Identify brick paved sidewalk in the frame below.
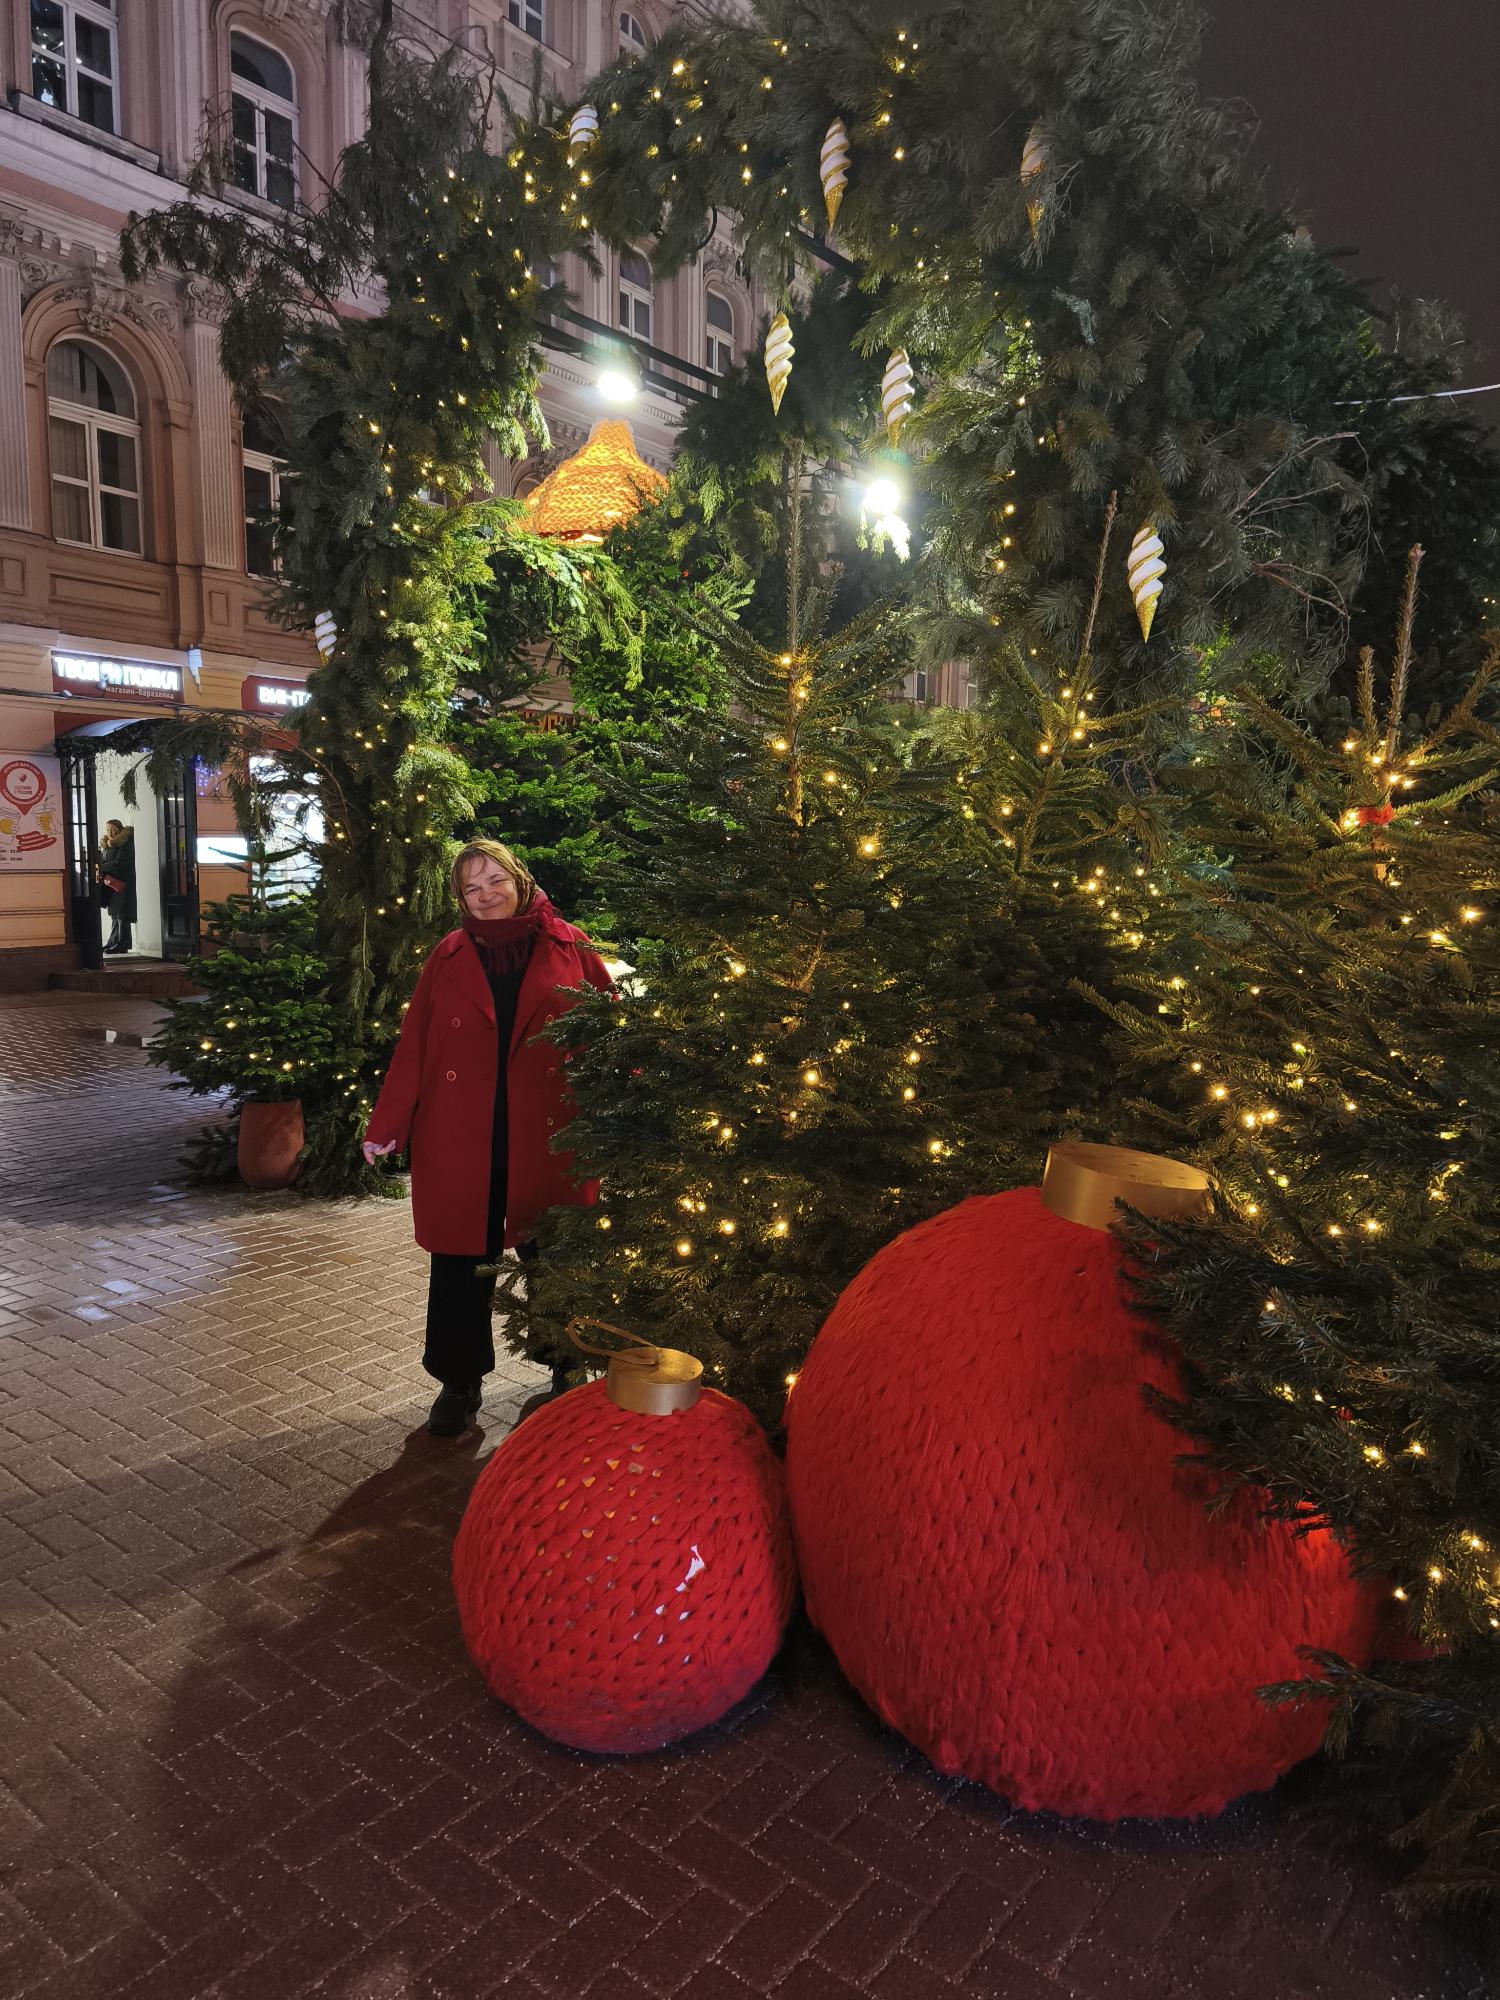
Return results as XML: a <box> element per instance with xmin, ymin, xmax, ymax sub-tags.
<box><xmin>0</xmin><ymin>992</ymin><xmax>1491</xmax><ymax>2000</ymax></box>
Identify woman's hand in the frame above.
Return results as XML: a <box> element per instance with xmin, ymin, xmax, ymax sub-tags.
<box><xmin>362</xmin><ymin>1139</ymin><xmax>399</xmax><ymax>1165</ymax></box>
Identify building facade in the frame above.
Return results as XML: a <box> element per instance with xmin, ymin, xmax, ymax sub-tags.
<box><xmin>0</xmin><ymin>0</ymin><xmax>763</xmax><ymax>985</ymax></box>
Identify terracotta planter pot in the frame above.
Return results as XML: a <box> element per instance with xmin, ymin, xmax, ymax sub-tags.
<box><xmin>238</xmin><ymin>1098</ymin><xmax>305</xmax><ymax>1190</ymax></box>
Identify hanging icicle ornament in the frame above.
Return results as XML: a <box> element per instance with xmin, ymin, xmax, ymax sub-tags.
<box><xmin>820</xmin><ymin>118</ymin><xmax>851</xmax><ymax>232</ymax></box>
<box><xmin>764</xmin><ymin>312</ymin><xmax>795</xmax><ymax>416</ymax></box>
<box><xmin>313</xmin><ymin>611</ymin><xmax>338</xmax><ymax>660</ymax></box>
<box><xmin>1128</xmin><ymin>520</ymin><xmax>1166</xmax><ymax>641</ymax></box>
<box><xmin>1021</xmin><ymin>123</ymin><xmax>1050</xmax><ymax>239</ymax></box>
<box><xmin>567</xmin><ymin>104</ymin><xmax>599</xmax><ymax>155</ymax></box>
<box><xmin>881</xmin><ymin>349</ymin><xmax>915</xmax><ymax>443</ymax></box>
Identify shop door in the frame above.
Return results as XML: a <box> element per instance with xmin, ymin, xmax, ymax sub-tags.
<box><xmin>59</xmin><ymin>742</ymin><xmax>102</xmax><ymax>971</ymax></box>
<box><xmin>157</xmin><ymin>758</ymin><xmax>199</xmax><ymax>960</ymax></box>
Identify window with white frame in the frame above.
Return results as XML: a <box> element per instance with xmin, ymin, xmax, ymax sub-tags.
<box><xmin>30</xmin><ymin>0</ymin><xmax>116</xmax><ymax>133</ymax></box>
<box><xmin>241</xmin><ymin>405</ymin><xmax>288</xmax><ymax>576</ymax></box>
<box><xmin>911</xmin><ymin>669</ymin><xmax>930</xmax><ymax>703</ymax></box>
<box><xmin>508</xmin><ymin>0</ymin><xmax>545</xmax><ymax>42</ymax></box>
<box><xmin>47</xmin><ymin>340</ymin><xmax>142</xmax><ymax>554</ymax></box>
<box><xmin>618</xmin><ymin>249</ymin><xmax>653</xmax><ymax>342</ymax></box>
<box><xmin>618</xmin><ymin>9</ymin><xmax>647</xmax><ymax>53</ymax></box>
<box><xmin>962</xmin><ymin>665</ymin><xmax>981</xmax><ymax>710</ymax></box>
<box><xmin>230</xmin><ymin>32</ymin><xmax>297</xmax><ymax>208</ymax></box>
<box><xmin>705</xmin><ymin>290</ymin><xmax>735</xmax><ymax>376</ymax></box>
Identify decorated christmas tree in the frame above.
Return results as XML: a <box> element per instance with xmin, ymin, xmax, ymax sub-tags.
<box><xmin>507</xmin><ymin>488</ymin><xmax>1175</xmax><ymax>1417</ymax></box>
<box><xmin>1096</xmin><ymin>553</ymin><xmax>1500</xmax><ymax>1901</ymax></box>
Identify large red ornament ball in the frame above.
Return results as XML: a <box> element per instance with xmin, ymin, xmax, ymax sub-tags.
<box><xmin>453</xmin><ymin>1378</ymin><xmax>796</xmax><ymax>1754</ymax></box>
<box><xmin>784</xmin><ymin>1189</ymin><xmax>1378</xmax><ymax>1819</ymax></box>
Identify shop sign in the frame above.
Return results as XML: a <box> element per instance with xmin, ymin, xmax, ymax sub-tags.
<box><xmin>242</xmin><ymin>675</ymin><xmax>311</xmax><ymax>714</ymax></box>
<box><xmin>52</xmin><ymin>651</ymin><xmax>183</xmax><ymax>701</ymax></box>
<box><xmin>0</xmin><ymin>754</ymin><xmax>64</xmax><ymax>871</ymax></box>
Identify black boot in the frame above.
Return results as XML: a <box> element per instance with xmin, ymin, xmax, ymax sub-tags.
<box><xmin>427</xmin><ymin>1380</ymin><xmax>482</xmax><ymax>1437</ymax></box>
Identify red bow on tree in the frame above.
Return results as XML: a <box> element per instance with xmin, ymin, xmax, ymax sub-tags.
<box><xmin>1356</xmin><ymin>804</ymin><xmax>1395</xmax><ymax>827</ymax></box>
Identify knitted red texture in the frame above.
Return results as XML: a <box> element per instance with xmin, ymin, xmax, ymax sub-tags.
<box><xmin>452</xmin><ymin>1379</ymin><xmax>796</xmax><ymax>1754</ymax></box>
<box><xmin>784</xmin><ymin>1189</ymin><xmax>1379</xmax><ymax>1820</ymax></box>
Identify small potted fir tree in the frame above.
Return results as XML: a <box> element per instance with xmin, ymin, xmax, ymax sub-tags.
<box><xmin>150</xmin><ymin>887</ymin><xmax>340</xmax><ymax>1189</ymax></box>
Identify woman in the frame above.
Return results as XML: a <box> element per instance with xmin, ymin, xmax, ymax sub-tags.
<box><xmin>98</xmin><ymin>820</ymin><xmax>136</xmax><ymax>955</ymax></box>
<box><xmin>362</xmin><ymin>840</ymin><xmax>611</xmax><ymax>1435</ymax></box>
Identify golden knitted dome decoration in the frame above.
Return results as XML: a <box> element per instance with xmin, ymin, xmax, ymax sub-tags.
<box><xmin>521</xmin><ymin>420</ymin><xmax>668</xmax><ymax>543</ymax></box>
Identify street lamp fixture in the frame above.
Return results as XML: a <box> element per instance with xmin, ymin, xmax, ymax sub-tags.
<box><xmin>597</xmin><ymin>366</ymin><xmax>639</xmax><ymax>404</ymax></box>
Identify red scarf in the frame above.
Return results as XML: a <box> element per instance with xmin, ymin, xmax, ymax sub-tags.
<box><xmin>461</xmin><ymin>891</ymin><xmax>554</xmax><ymax>976</ymax></box>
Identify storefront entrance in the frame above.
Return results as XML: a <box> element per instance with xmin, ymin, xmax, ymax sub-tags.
<box><xmin>57</xmin><ymin>728</ymin><xmax>198</xmax><ymax>969</ymax></box>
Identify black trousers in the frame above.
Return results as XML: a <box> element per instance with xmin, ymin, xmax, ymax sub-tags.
<box><xmin>423</xmin><ymin>1254</ymin><xmax>497</xmax><ymax>1387</ymax></box>
<box><xmin>423</xmin><ymin>1238</ymin><xmax>539</xmax><ymax>1388</ymax></box>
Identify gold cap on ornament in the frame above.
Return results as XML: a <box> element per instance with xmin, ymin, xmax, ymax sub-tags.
<box><xmin>1040</xmin><ymin>1142</ymin><xmax>1211</xmax><ymax>1232</ymax></box>
<box><xmin>567</xmin><ymin>1317</ymin><xmax>703</xmax><ymax>1415</ymax></box>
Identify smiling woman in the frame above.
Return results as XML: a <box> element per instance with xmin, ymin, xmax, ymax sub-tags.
<box><xmin>361</xmin><ymin>838</ymin><xmax>613</xmax><ymax>1435</ymax></box>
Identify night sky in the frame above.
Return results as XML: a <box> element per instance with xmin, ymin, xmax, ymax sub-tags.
<box><xmin>1197</xmin><ymin>1</ymin><xmax>1500</xmax><ymax>399</ymax></box>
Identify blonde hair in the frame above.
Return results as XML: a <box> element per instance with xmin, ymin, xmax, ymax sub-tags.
<box><xmin>450</xmin><ymin>838</ymin><xmax>536</xmax><ymax>913</ymax></box>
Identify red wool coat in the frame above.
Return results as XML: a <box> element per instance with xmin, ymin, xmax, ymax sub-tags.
<box><xmin>365</xmin><ymin>916</ymin><xmax>612</xmax><ymax>1256</ymax></box>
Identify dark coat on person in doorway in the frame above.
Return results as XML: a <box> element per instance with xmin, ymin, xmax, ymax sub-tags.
<box><xmin>98</xmin><ymin>830</ymin><xmax>136</xmax><ymax>922</ymax></box>
<box><xmin>364</xmin><ymin>911</ymin><xmax>612</xmax><ymax>1256</ymax></box>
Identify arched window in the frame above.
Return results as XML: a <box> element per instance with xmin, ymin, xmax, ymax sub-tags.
<box><xmin>241</xmin><ymin>403</ymin><xmax>288</xmax><ymax>577</ymax></box>
<box><xmin>618</xmin><ymin>249</ymin><xmax>652</xmax><ymax>342</ymax></box>
<box><xmin>31</xmin><ymin>0</ymin><xmax>117</xmax><ymax>133</ymax></box>
<box><xmin>230</xmin><ymin>31</ymin><xmax>296</xmax><ymax>208</ymax></box>
<box><xmin>47</xmin><ymin>339</ymin><xmax>141</xmax><ymax>554</ymax></box>
<box><xmin>618</xmin><ymin>10</ymin><xmax>647</xmax><ymax>54</ymax></box>
<box><xmin>706</xmin><ymin>289</ymin><xmax>735</xmax><ymax>376</ymax></box>
<box><xmin>508</xmin><ymin>0</ymin><xmax>544</xmax><ymax>42</ymax></box>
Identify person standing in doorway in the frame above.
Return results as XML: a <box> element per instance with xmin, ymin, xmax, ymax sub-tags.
<box><xmin>99</xmin><ymin>819</ymin><xmax>136</xmax><ymax>955</ymax></box>
<box><xmin>361</xmin><ymin>840</ymin><xmax>613</xmax><ymax>1436</ymax></box>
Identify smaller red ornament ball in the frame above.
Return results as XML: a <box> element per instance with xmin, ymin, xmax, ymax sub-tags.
<box><xmin>785</xmin><ymin>1190</ymin><xmax>1380</xmax><ymax>1819</ymax></box>
<box><xmin>453</xmin><ymin>1379</ymin><xmax>796</xmax><ymax>1754</ymax></box>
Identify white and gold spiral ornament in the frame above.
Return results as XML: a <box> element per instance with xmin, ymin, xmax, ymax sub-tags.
<box><xmin>313</xmin><ymin>611</ymin><xmax>338</xmax><ymax>660</ymax></box>
<box><xmin>881</xmin><ymin>349</ymin><xmax>915</xmax><ymax>442</ymax></box>
<box><xmin>820</xmin><ymin>118</ymin><xmax>851</xmax><ymax>232</ymax></box>
<box><xmin>1020</xmin><ymin>123</ymin><xmax>1050</xmax><ymax>240</ymax></box>
<box><xmin>568</xmin><ymin>104</ymin><xmax>599</xmax><ymax>155</ymax></box>
<box><xmin>1127</xmin><ymin>520</ymin><xmax>1166</xmax><ymax>641</ymax></box>
<box><xmin>765</xmin><ymin>312</ymin><xmax>795</xmax><ymax>416</ymax></box>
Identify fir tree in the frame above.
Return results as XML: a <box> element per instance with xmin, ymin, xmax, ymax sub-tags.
<box><xmin>508</xmin><ymin>489</ymin><xmax>1178</xmax><ymax>1418</ymax></box>
<box><xmin>1096</xmin><ymin>553</ymin><xmax>1500</xmax><ymax>1902</ymax></box>
<box><xmin>507</xmin><ymin>482</ymin><xmax>997</xmax><ymax>1418</ymax></box>
<box><xmin>451</xmin><ymin>494</ymin><xmax>744</xmax><ymax>931</ymax></box>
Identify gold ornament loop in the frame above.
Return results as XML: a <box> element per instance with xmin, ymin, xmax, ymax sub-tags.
<box><xmin>1040</xmin><ymin>1142</ymin><xmax>1211</xmax><ymax>1232</ymax></box>
<box><xmin>566</xmin><ymin>1316</ymin><xmax>704</xmax><ymax>1415</ymax></box>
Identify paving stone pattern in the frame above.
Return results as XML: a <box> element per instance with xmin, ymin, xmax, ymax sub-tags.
<box><xmin>0</xmin><ymin>991</ymin><xmax>1492</xmax><ymax>2000</ymax></box>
